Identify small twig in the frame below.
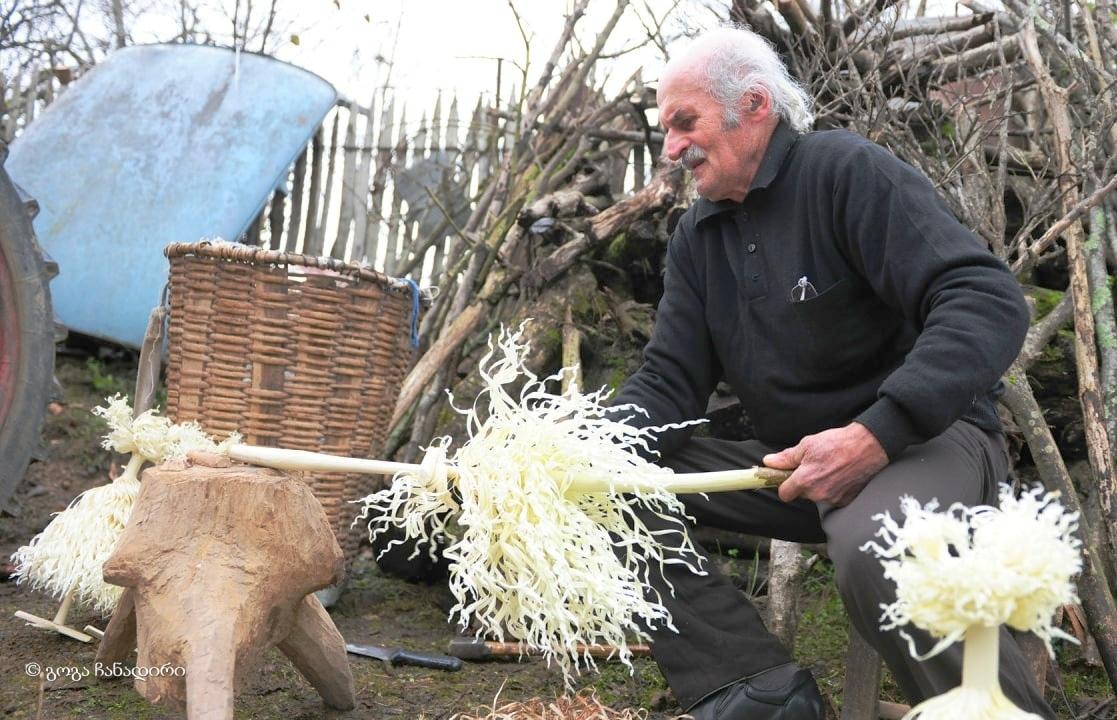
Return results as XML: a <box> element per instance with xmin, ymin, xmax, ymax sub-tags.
<box><xmin>1012</xmin><ymin>171</ymin><xmax>1117</xmax><ymax>274</ymax></box>
<box><xmin>1018</xmin><ymin>291</ymin><xmax>1073</xmax><ymax>370</ymax></box>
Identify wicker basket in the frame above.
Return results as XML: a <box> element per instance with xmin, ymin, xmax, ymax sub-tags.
<box><xmin>163</xmin><ymin>241</ymin><xmax>422</xmax><ymax>568</ymax></box>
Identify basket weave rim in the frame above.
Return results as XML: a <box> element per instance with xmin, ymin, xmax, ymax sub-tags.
<box><xmin>165</xmin><ymin>241</ymin><xmax>431</xmax><ymax>304</ymax></box>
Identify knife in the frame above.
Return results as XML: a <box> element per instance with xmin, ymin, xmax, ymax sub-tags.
<box><xmin>345</xmin><ymin>642</ymin><xmax>463</xmax><ymax>671</ymax></box>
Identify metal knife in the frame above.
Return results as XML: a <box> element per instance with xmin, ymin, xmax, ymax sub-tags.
<box><xmin>345</xmin><ymin>642</ymin><xmax>463</xmax><ymax>671</ymax></box>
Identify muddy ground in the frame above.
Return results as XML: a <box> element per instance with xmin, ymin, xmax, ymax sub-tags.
<box><xmin>0</xmin><ymin>349</ymin><xmax>1112</xmax><ymax>719</ymax></box>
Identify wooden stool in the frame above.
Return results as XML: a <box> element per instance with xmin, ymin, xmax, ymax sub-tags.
<box><xmin>840</xmin><ymin>628</ymin><xmax>911</xmax><ymax>720</ymax></box>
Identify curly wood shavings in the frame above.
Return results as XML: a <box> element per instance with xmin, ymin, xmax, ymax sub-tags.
<box><xmin>357</xmin><ymin>324</ymin><xmax>706</xmax><ymax>687</ymax></box>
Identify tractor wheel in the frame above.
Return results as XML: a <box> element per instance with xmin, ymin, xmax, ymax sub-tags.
<box><xmin>0</xmin><ymin>144</ymin><xmax>57</xmax><ymax>508</ymax></box>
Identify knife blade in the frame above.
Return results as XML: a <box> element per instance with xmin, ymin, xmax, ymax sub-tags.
<box><xmin>345</xmin><ymin>642</ymin><xmax>463</xmax><ymax>671</ymax></box>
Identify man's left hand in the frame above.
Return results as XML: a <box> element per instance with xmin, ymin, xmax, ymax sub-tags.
<box><xmin>763</xmin><ymin>422</ymin><xmax>889</xmax><ymax>507</ymax></box>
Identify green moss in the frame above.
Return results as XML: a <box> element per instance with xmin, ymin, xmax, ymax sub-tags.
<box><xmin>1099</xmin><ymin>326</ymin><xmax>1117</xmax><ymax>350</ymax></box>
<box><xmin>539</xmin><ymin>325</ymin><xmax>563</xmax><ymax>355</ymax></box>
<box><xmin>605</xmin><ymin>232</ymin><xmax>629</xmax><ymax>265</ymax></box>
<box><xmin>1028</xmin><ymin>286</ymin><xmax>1065</xmax><ymax>321</ymax></box>
<box><xmin>568</xmin><ymin>284</ymin><xmax>602</xmax><ymax>323</ymax></box>
<box><xmin>605</xmin><ymin>367</ymin><xmax>627</xmax><ymax>394</ymax></box>
<box><xmin>1058</xmin><ymin>661</ymin><xmax>1112</xmax><ymax>703</ymax></box>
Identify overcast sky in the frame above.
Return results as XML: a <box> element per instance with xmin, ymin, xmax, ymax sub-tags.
<box><xmin>266</xmin><ymin>1</ymin><xmax>704</xmax><ymax>117</ymax></box>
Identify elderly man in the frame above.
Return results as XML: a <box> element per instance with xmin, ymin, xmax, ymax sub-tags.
<box><xmin>611</xmin><ymin>26</ymin><xmax>1055</xmax><ymax>720</ymax></box>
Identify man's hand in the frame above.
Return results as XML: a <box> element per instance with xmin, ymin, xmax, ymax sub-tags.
<box><xmin>763</xmin><ymin>422</ymin><xmax>889</xmax><ymax>507</ymax></box>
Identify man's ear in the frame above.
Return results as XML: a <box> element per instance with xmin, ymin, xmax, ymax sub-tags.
<box><xmin>742</xmin><ymin>89</ymin><xmax>771</xmax><ymax>117</ymax></box>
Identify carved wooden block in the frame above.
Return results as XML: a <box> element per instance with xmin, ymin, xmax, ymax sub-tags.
<box><xmin>98</xmin><ymin>456</ymin><xmax>355</xmax><ymax>718</ymax></box>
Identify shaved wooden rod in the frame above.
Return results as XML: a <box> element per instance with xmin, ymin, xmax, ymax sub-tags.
<box><xmin>226</xmin><ymin>444</ymin><xmax>790</xmax><ymax>494</ymax></box>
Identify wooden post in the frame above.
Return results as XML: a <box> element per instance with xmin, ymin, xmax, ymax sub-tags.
<box><xmin>310</xmin><ymin>111</ymin><xmax>341</xmax><ymax>257</ymax></box>
<box><xmin>285</xmin><ymin>145</ymin><xmax>308</xmax><ymax>252</ymax></box>
<box><xmin>841</xmin><ymin>627</ymin><xmax>882</xmax><ymax>720</ymax></box>
<box><xmin>384</xmin><ymin>106</ymin><xmax>408</xmax><ymax>275</ymax></box>
<box><xmin>266</xmin><ymin>189</ymin><xmax>285</xmax><ymax>250</ymax></box>
<box><xmin>561</xmin><ymin>305</ymin><xmax>582</xmax><ymax>394</ymax></box>
<box><xmin>351</xmin><ymin>95</ymin><xmax>376</xmax><ymax>262</ymax></box>
<box><xmin>302</xmin><ymin>126</ymin><xmax>325</xmax><ymax>256</ymax></box>
<box><xmin>766</xmin><ymin>540</ymin><xmax>806</xmax><ymax>648</ymax></box>
<box><xmin>245</xmin><ymin>212</ymin><xmax>263</xmax><ymax>246</ymax></box>
<box><xmin>478</xmin><ymin>97</ymin><xmax>493</xmax><ymax>186</ymax></box>
<box><xmin>633</xmin><ymin>143</ymin><xmax>645</xmax><ymax>191</ymax></box>
<box><xmin>23</xmin><ymin>65</ymin><xmax>39</xmax><ymax>128</ymax></box>
<box><xmin>365</xmin><ymin>95</ymin><xmax>395</xmax><ymax>267</ymax></box>
<box><xmin>428</xmin><ymin>96</ymin><xmax>448</xmax><ymax>279</ymax></box>
<box><xmin>331</xmin><ymin>107</ymin><xmax>359</xmax><ymax>260</ymax></box>
<box><xmin>5</xmin><ymin>69</ymin><xmax>23</xmax><ymax>140</ymax></box>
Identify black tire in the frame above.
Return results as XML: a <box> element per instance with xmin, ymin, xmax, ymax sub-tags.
<box><xmin>0</xmin><ymin>149</ymin><xmax>55</xmax><ymax>508</ymax></box>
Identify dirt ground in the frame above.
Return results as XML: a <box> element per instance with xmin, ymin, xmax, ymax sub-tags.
<box><xmin>0</xmin><ymin>349</ymin><xmax>1113</xmax><ymax>719</ymax></box>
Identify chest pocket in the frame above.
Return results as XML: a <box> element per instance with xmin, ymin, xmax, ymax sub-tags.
<box><xmin>783</xmin><ymin>278</ymin><xmax>899</xmax><ymax>383</ymax></box>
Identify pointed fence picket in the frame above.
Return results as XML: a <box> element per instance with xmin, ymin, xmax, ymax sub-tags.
<box><xmin>0</xmin><ymin>72</ymin><xmax>655</xmax><ymax>291</ymax></box>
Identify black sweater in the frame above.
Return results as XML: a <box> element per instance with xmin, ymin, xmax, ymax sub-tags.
<box><xmin>611</xmin><ymin>121</ymin><xmax>1029</xmax><ymax>461</ymax></box>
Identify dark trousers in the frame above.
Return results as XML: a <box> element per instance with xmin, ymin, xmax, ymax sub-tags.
<box><xmin>642</xmin><ymin>419</ymin><xmax>1055</xmax><ymax>717</ymax></box>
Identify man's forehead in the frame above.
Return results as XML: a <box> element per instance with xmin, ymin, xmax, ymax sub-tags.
<box><xmin>658</xmin><ymin>70</ymin><xmax>700</xmax><ymax>104</ymax></box>
<box><xmin>658</xmin><ymin>77</ymin><xmax>709</xmax><ymax>125</ymax></box>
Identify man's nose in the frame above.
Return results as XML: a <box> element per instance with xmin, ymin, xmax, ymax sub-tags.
<box><xmin>664</xmin><ymin>130</ymin><xmax>686</xmax><ymax>162</ymax></box>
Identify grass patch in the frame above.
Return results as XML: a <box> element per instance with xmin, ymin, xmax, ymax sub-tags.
<box><xmin>583</xmin><ymin>657</ymin><xmax>667</xmax><ymax>709</ymax></box>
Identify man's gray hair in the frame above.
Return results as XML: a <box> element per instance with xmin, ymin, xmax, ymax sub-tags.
<box><xmin>694</xmin><ymin>26</ymin><xmax>815</xmax><ymax>133</ymax></box>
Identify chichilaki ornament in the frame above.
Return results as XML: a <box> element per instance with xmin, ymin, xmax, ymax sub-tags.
<box><xmin>356</xmin><ymin>325</ymin><xmax>731</xmax><ymax>686</ymax></box>
<box><xmin>863</xmin><ymin>485</ymin><xmax>1082</xmax><ymax>719</ymax></box>
<box><xmin>222</xmin><ymin>324</ymin><xmax>788</xmax><ymax>685</ymax></box>
<box><xmin>11</xmin><ymin>395</ymin><xmax>238</xmax><ymax>616</ymax></box>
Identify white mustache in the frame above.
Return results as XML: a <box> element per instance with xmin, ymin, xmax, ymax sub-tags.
<box><xmin>680</xmin><ymin>146</ymin><xmax>706</xmax><ymax>170</ymax></box>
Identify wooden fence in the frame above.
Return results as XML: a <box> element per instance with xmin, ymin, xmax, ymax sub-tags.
<box><xmin>249</xmin><ymin>90</ymin><xmax>653</xmax><ymax>288</ymax></box>
<box><xmin>0</xmin><ymin>69</ymin><xmax>653</xmax><ymax>289</ymax></box>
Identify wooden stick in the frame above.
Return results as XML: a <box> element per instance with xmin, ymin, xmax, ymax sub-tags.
<box><xmin>561</xmin><ymin>305</ymin><xmax>582</xmax><ymax>395</ymax></box>
<box><xmin>13</xmin><ymin>609</ymin><xmax>94</xmax><ymax>643</ymax></box>
<box><xmin>226</xmin><ymin>444</ymin><xmax>789</xmax><ymax>495</ymax></box>
<box><xmin>1021</xmin><ymin>19</ymin><xmax>1117</xmax><ymax>586</ymax></box>
<box><xmin>1011</xmin><ymin>171</ymin><xmax>1117</xmax><ymax>274</ymax></box>
<box><xmin>228</xmin><ymin>444</ymin><xmax>417</xmax><ymax>477</ymax></box>
<box><xmin>52</xmin><ymin>587</ymin><xmax>74</xmax><ymax>625</ymax></box>
<box><xmin>331</xmin><ymin>107</ymin><xmax>360</xmax><ymax>260</ymax></box>
<box><xmin>1001</xmin><ymin>362</ymin><xmax>1117</xmax><ymax>694</ymax></box>
<box><xmin>567</xmin><ymin>466</ymin><xmax>790</xmax><ymax>495</ymax></box>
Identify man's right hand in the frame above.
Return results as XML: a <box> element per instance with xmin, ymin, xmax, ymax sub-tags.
<box><xmin>763</xmin><ymin>422</ymin><xmax>888</xmax><ymax>507</ymax></box>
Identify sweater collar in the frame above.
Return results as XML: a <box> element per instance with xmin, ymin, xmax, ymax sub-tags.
<box><xmin>694</xmin><ymin>120</ymin><xmax>799</xmax><ymax>224</ymax></box>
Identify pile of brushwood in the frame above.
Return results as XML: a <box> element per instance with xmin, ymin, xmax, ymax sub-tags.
<box><xmin>380</xmin><ymin>0</ymin><xmax>1117</xmax><ymax>701</ymax></box>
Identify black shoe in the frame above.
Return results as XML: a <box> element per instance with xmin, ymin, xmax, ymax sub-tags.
<box><xmin>684</xmin><ymin>664</ymin><xmax>825</xmax><ymax>720</ymax></box>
